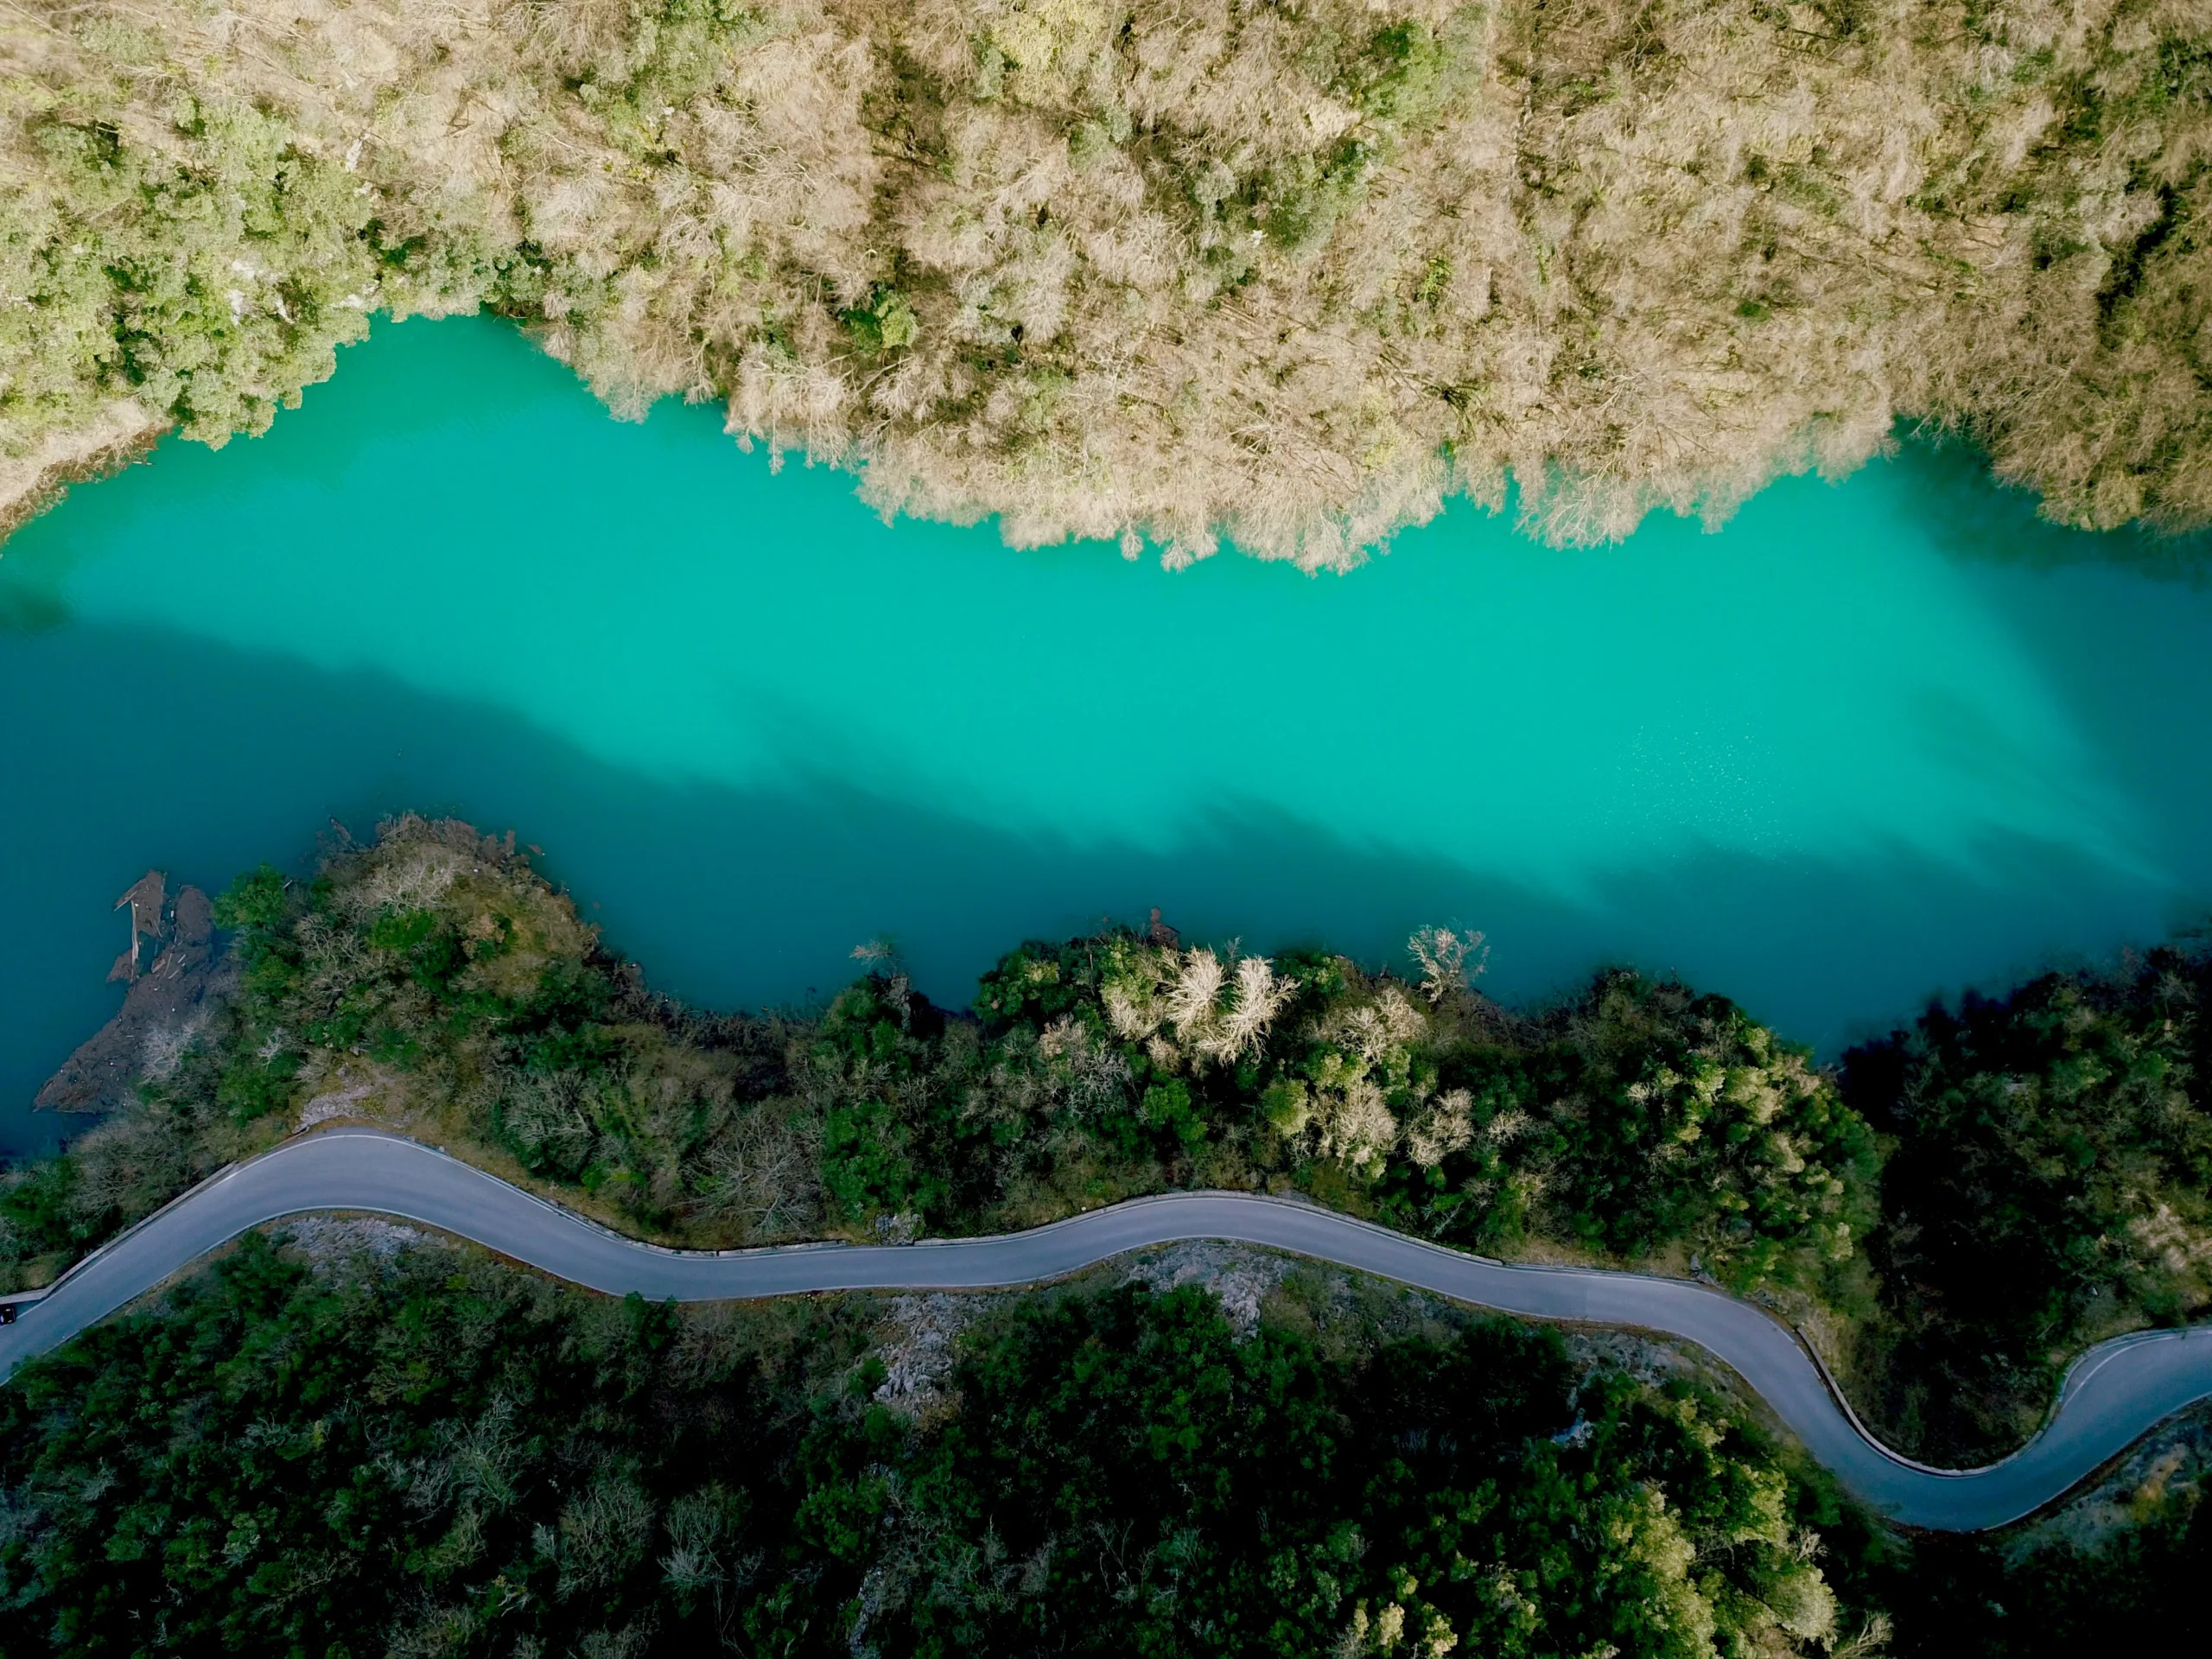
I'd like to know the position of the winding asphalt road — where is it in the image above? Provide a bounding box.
[5,1128,2209,1531]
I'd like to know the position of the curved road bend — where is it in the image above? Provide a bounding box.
[4,1128,2209,1532]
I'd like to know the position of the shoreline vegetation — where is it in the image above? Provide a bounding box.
[8,1228,1904,1656]
[6,814,2209,1470]
[3,819,2211,1652]
[4,0,2209,565]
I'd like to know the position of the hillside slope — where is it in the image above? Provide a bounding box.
[3,0,2206,562]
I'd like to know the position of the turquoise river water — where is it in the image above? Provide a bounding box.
[4,316,2211,1154]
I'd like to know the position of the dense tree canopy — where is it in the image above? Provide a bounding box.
[4,0,2209,556]
[1843,945,2212,1458]
[0,1229,1869,1657]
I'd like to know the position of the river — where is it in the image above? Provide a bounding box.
[4,315,2209,1154]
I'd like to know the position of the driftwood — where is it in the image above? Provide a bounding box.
[105,870,168,983]
[38,875,232,1114]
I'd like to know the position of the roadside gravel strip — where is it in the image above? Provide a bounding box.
[6,1128,2210,1531]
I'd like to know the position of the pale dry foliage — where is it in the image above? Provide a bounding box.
[1103,939,1298,1062]
[1408,924,1485,1004]
[690,1101,823,1234]
[2,0,2207,558]
[1103,935,1450,1171]
[556,1475,656,1598]
[1402,1083,1476,1165]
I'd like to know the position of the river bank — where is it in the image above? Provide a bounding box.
[10,0,2209,563]
[6,316,2212,1167]
[3,810,2208,1652]
[0,402,162,541]
[10,813,2210,1475]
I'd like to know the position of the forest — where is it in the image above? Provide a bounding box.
[3,813,2211,1650]
[3,1204,2205,1654]
[3,0,2209,560]
[2,1227,1884,1656]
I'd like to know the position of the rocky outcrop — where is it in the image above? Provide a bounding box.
[36,874,233,1115]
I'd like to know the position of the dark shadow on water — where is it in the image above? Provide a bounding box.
[3,620,2201,1157]
[1896,430,2212,584]
[0,580,67,636]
